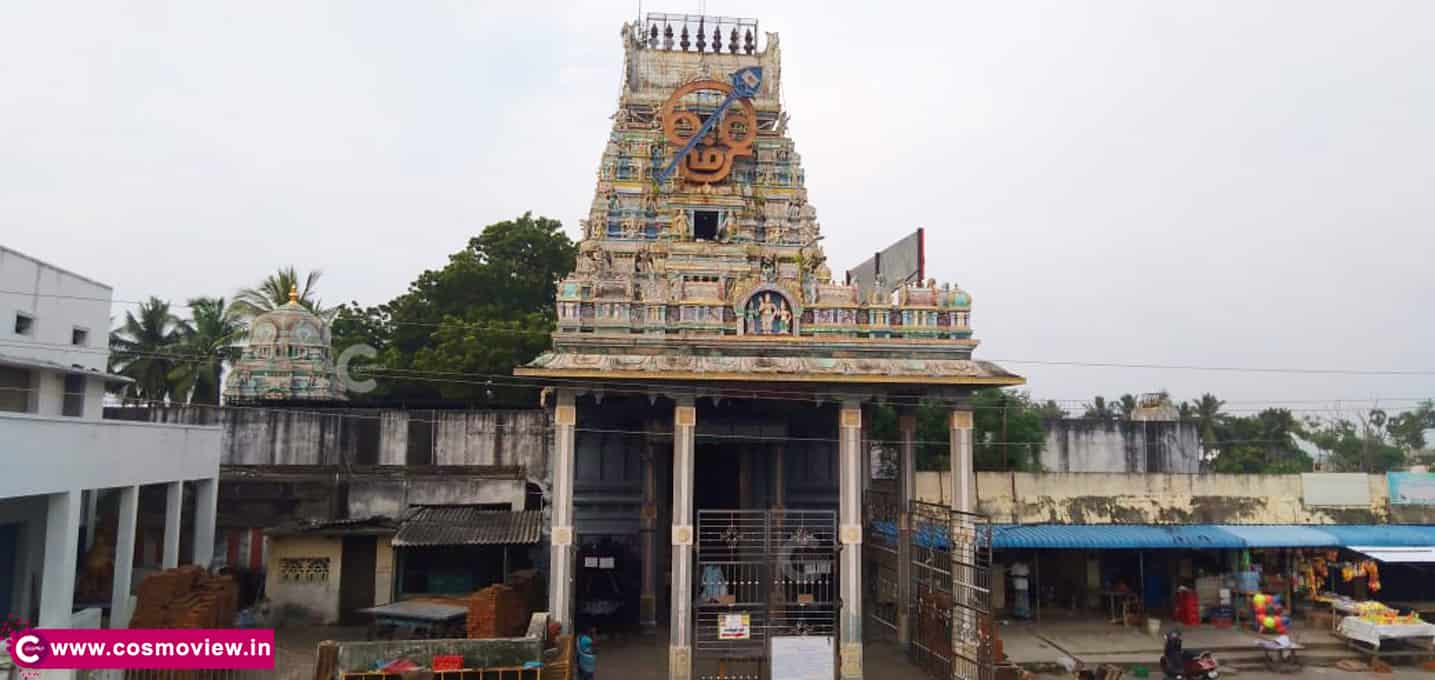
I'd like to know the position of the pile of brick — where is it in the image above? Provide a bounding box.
[129,566,239,629]
[466,584,528,638]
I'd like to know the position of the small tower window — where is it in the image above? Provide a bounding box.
[693,210,719,240]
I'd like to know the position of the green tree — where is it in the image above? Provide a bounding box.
[1307,416,1405,473]
[168,297,244,405]
[109,297,184,402]
[1209,408,1312,473]
[1117,393,1138,420]
[1386,401,1434,451]
[866,389,1047,472]
[1082,396,1115,420]
[1193,393,1226,459]
[353,213,577,404]
[231,266,334,321]
[1036,400,1068,420]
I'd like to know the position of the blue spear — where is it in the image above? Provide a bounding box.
[654,66,763,186]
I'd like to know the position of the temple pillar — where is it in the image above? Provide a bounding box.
[838,401,864,680]
[669,397,696,680]
[950,408,977,658]
[640,434,659,629]
[549,390,577,632]
[896,410,917,646]
[162,481,183,569]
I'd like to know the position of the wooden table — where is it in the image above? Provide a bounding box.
[359,600,468,640]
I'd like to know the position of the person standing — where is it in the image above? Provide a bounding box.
[577,626,597,680]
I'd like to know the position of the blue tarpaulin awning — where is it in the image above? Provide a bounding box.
[989,524,1435,550]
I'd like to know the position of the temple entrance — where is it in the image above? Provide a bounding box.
[694,443,741,511]
[908,501,995,680]
[693,508,837,680]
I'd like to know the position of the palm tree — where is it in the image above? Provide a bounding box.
[1194,393,1226,457]
[1082,396,1115,420]
[169,297,244,405]
[231,266,334,321]
[1117,394,1138,420]
[109,297,184,402]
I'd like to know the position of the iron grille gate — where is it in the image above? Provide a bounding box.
[863,489,901,640]
[694,509,837,680]
[908,500,994,680]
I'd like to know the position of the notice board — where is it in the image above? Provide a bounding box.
[771,636,834,680]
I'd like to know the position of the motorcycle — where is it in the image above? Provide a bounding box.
[1161,631,1220,679]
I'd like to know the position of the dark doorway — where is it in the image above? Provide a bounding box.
[0,524,17,619]
[694,443,740,510]
[693,210,719,240]
[339,535,377,624]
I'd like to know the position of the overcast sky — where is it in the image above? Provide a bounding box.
[2,1,1431,414]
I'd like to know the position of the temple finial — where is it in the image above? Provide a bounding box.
[288,284,298,304]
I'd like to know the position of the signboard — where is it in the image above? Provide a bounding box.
[1389,472,1435,505]
[718,613,751,640]
[846,228,924,301]
[1301,473,1371,507]
[771,636,834,680]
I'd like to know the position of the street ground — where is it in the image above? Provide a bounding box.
[272,621,1435,679]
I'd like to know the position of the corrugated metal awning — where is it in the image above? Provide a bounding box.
[394,506,543,547]
[1219,525,1340,548]
[1351,546,1435,563]
[992,524,1246,550]
[1319,525,1435,548]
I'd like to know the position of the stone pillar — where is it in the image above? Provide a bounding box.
[41,490,81,627]
[640,435,659,628]
[192,478,218,568]
[162,481,183,569]
[950,410,975,513]
[838,401,864,680]
[949,408,977,659]
[111,485,139,628]
[549,390,577,633]
[896,410,917,646]
[669,397,696,680]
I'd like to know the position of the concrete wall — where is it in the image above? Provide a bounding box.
[0,414,220,498]
[1041,418,1201,473]
[0,246,112,373]
[914,471,1401,525]
[265,534,343,624]
[0,495,48,621]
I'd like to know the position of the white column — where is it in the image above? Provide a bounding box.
[549,390,577,633]
[949,409,977,660]
[110,485,139,628]
[897,410,917,646]
[192,478,217,568]
[839,401,864,680]
[950,410,975,514]
[40,490,81,627]
[162,481,183,569]
[669,397,696,680]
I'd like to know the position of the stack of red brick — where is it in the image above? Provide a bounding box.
[466,584,528,638]
[129,566,238,629]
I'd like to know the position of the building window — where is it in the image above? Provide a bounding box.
[693,210,719,240]
[278,557,330,583]
[72,327,89,346]
[62,374,86,417]
[0,366,32,413]
[14,313,34,336]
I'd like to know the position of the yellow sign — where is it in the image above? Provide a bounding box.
[718,613,751,640]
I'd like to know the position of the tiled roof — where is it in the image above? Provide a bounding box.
[394,506,543,547]
[266,516,396,537]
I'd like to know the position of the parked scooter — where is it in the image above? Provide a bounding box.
[1160,631,1220,679]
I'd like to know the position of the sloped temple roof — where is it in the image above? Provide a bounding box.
[517,21,1022,388]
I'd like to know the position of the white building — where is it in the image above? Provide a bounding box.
[0,245,220,633]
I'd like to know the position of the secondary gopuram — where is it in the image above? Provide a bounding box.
[516,14,1024,680]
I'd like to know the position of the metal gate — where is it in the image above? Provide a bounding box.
[863,489,902,640]
[694,509,837,680]
[909,500,994,680]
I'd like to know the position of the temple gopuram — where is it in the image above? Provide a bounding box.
[223,286,345,403]
[517,14,1022,680]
